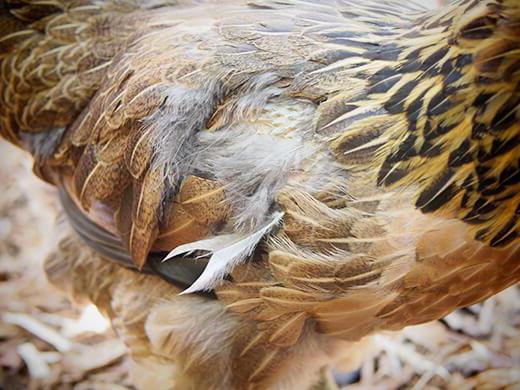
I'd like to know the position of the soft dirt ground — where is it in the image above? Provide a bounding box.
[1,141,519,390]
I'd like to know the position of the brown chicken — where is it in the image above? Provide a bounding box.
[1,0,519,388]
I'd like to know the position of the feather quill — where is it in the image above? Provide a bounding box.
[164,212,284,293]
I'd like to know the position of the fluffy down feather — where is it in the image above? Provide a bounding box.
[1,0,519,388]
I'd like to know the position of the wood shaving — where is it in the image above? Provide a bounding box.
[16,343,50,379]
[3,313,72,353]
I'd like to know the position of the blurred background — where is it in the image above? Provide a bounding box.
[0,1,519,389]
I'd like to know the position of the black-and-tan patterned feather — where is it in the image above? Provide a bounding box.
[0,0,518,389]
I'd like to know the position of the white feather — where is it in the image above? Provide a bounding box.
[164,212,284,294]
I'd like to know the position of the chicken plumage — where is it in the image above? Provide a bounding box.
[1,0,519,388]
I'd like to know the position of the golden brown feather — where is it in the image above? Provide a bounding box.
[1,0,519,388]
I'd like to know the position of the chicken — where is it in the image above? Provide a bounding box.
[1,0,519,388]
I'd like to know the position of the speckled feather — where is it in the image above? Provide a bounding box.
[1,0,519,388]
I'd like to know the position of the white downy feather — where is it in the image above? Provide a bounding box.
[164,212,284,294]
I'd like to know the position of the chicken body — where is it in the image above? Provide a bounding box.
[1,0,519,388]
